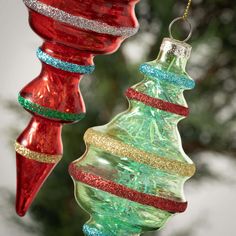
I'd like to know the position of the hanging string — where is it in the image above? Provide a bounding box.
[182,0,192,20]
[169,0,193,42]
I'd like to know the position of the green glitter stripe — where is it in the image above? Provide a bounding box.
[18,95,85,121]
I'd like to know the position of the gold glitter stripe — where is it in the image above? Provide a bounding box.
[84,129,196,177]
[15,142,62,164]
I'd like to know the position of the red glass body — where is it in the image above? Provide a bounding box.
[16,0,139,216]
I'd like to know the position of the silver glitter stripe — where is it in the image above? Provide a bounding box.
[23,0,138,37]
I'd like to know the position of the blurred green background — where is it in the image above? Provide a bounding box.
[0,0,236,235]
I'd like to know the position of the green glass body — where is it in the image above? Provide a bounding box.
[71,38,195,236]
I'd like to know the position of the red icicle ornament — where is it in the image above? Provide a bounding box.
[15,0,139,216]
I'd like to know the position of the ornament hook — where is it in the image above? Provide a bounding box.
[169,17,192,42]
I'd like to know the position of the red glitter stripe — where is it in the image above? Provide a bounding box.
[69,164,187,213]
[125,88,189,117]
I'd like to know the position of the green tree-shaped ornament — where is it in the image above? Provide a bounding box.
[69,37,196,236]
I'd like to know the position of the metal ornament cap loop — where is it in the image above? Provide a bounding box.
[169,17,192,42]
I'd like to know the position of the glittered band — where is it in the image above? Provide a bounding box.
[18,95,85,122]
[23,0,138,37]
[15,142,62,164]
[126,88,189,117]
[84,129,196,177]
[37,48,95,74]
[139,64,195,89]
[69,166,188,213]
[83,225,108,236]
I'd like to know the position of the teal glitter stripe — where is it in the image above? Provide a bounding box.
[18,95,85,121]
[83,225,108,236]
[139,63,195,89]
[36,48,95,74]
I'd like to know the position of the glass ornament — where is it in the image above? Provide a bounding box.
[69,37,196,236]
[15,0,139,217]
